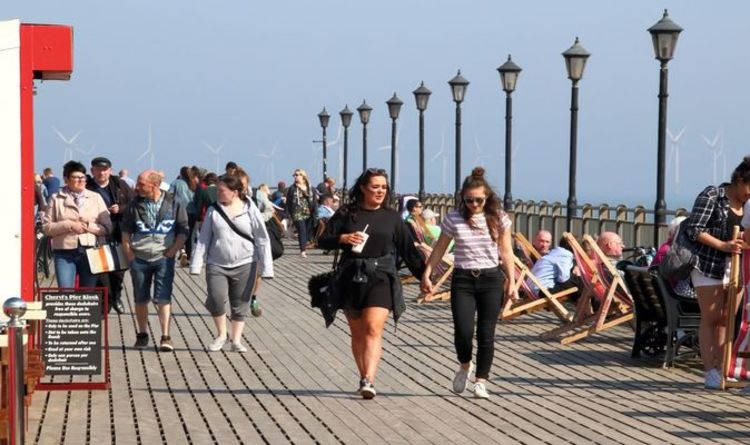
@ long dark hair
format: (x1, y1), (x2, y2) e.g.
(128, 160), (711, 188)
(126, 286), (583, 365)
(459, 166), (504, 241)
(343, 168), (392, 217)
(730, 156), (750, 185)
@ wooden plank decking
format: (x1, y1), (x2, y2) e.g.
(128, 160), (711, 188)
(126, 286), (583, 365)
(28, 243), (750, 444)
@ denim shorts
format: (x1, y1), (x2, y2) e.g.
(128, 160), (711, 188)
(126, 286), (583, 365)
(129, 256), (176, 305)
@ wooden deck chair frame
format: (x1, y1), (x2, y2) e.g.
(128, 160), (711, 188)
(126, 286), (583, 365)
(406, 220), (454, 303)
(722, 227), (749, 390)
(514, 232), (541, 264)
(500, 256), (575, 322)
(541, 233), (634, 345)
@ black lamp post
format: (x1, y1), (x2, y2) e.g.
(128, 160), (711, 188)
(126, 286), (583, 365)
(413, 81), (432, 201)
(339, 105), (354, 193)
(317, 107), (330, 181)
(357, 100), (372, 172)
(448, 70), (469, 200)
(386, 92), (403, 195)
(497, 55), (522, 212)
(649, 9), (682, 247)
(562, 37), (590, 232)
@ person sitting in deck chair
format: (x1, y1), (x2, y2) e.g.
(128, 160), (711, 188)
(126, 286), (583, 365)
(528, 236), (582, 300)
(532, 229), (552, 257)
(597, 231), (625, 269)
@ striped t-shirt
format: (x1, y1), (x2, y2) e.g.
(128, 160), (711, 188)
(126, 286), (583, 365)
(441, 210), (512, 269)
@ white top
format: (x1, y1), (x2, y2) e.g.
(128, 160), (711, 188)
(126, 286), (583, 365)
(440, 210), (511, 269)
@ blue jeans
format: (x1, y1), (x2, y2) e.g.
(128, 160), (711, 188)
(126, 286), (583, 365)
(129, 256), (176, 305)
(54, 248), (98, 288)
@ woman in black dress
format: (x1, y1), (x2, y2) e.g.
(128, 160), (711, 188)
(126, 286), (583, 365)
(317, 168), (424, 399)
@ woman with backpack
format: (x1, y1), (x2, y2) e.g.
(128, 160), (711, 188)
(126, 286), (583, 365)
(684, 156), (750, 389)
(190, 174), (273, 352)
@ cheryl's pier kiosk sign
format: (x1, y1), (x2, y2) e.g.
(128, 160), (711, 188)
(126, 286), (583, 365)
(38, 288), (111, 390)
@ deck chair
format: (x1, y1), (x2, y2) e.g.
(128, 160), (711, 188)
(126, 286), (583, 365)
(722, 227), (748, 390)
(541, 233), (634, 345)
(500, 256), (574, 322)
(407, 220), (454, 303)
(514, 232), (541, 265)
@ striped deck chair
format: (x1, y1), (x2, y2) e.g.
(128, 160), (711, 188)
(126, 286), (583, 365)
(500, 256), (574, 322)
(541, 233), (634, 345)
(407, 220), (454, 303)
(722, 227), (748, 390)
(514, 232), (542, 265)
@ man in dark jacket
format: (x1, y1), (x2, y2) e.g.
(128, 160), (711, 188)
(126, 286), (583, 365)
(87, 156), (134, 314)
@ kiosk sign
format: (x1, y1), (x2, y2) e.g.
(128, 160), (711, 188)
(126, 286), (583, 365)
(41, 289), (103, 375)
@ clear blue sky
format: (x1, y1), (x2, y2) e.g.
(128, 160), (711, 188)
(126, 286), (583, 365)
(6, 0), (750, 209)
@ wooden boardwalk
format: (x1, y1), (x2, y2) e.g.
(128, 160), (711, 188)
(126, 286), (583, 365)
(28, 243), (750, 444)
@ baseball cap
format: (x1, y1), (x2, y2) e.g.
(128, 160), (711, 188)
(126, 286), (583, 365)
(91, 157), (112, 168)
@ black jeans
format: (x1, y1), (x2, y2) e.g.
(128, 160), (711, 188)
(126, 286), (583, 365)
(450, 266), (505, 379)
(294, 218), (312, 252)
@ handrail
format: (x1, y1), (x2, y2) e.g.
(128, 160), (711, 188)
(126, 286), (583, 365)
(413, 193), (689, 248)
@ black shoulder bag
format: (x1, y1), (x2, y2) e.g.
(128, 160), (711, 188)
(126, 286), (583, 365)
(307, 250), (339, 309)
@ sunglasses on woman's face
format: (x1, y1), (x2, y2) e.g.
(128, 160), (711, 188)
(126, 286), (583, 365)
(464, 197), (486, 205)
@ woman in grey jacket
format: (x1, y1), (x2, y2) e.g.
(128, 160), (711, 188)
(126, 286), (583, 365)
(190, 174), (274, 352)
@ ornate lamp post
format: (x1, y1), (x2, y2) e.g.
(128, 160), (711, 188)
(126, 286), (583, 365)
(649, 9), (682, 247)
(357, 100), (372, 172)
(339, 105), (354, 192)
(413, 81), (432, 201)
(497, 55), (522, 212)
(448, 70), (469, 199)
(317, 107), (330, 181)
(386, 92), (403, 195)
(562, 37), (590, 232)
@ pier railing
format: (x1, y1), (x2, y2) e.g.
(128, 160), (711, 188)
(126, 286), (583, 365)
(419, 194), (689, 248)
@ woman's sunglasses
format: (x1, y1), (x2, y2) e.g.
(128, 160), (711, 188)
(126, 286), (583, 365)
(464, 197), (486, 205)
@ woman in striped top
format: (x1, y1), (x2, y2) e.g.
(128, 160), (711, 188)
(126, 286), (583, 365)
(421, 167), (516, 399)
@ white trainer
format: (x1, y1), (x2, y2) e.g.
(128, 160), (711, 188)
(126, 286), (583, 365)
(473, 382), (490, 399)
(207, 336), (227, 352)
(452, 362), (474, 394)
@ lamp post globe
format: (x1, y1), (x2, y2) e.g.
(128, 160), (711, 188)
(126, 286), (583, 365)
(562, 37), (590, 232)
(448, 71), (469, 201)
(339, 105), (354, 193)
(649, 9), (682, 247)
(318, 107), (330, 181)
(497, 55), (522, 211)
(413, 82), (432, 201)
(386, 93), (403, 196)
(357, 100), (372, 171)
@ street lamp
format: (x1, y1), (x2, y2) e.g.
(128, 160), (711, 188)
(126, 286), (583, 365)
(357, 100), (372, 172)
(448, 70), (469, 199)
(413, 81), (431, 201)
(339, 105), (354, 193)
(649, 9), (682, 247)
(386, 92), (403, 195)
(317, 107), (330, 181)
(562, 37), (590, 232)
(497, 55), (522, 212)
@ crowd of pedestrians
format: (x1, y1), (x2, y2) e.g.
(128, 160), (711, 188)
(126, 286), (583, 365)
(34, 154), (750, 401)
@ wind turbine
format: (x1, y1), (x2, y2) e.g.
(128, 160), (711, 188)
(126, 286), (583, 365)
(701, 130), (723, 184)
(204, 142), (224, 174)
(666, 127), (686, 192)
(473, 134), (491, 166)
(52, 127), (82, 162)
(256, 142), (279, 184)
(429, 129), (448, 192)
(136, 126), (155, 170)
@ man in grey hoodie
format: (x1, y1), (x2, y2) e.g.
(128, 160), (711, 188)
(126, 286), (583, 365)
(122, 170), (188, 352)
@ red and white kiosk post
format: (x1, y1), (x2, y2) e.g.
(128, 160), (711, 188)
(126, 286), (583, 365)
(0, 19), (73, 444)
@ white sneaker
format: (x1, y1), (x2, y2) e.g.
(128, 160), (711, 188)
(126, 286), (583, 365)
(704, 368), (722, 390)
(473, 382), (490, 399)
(207, 336), (227, 352)
(231, 342), (248, 353)
(452, 362), (474, 394)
